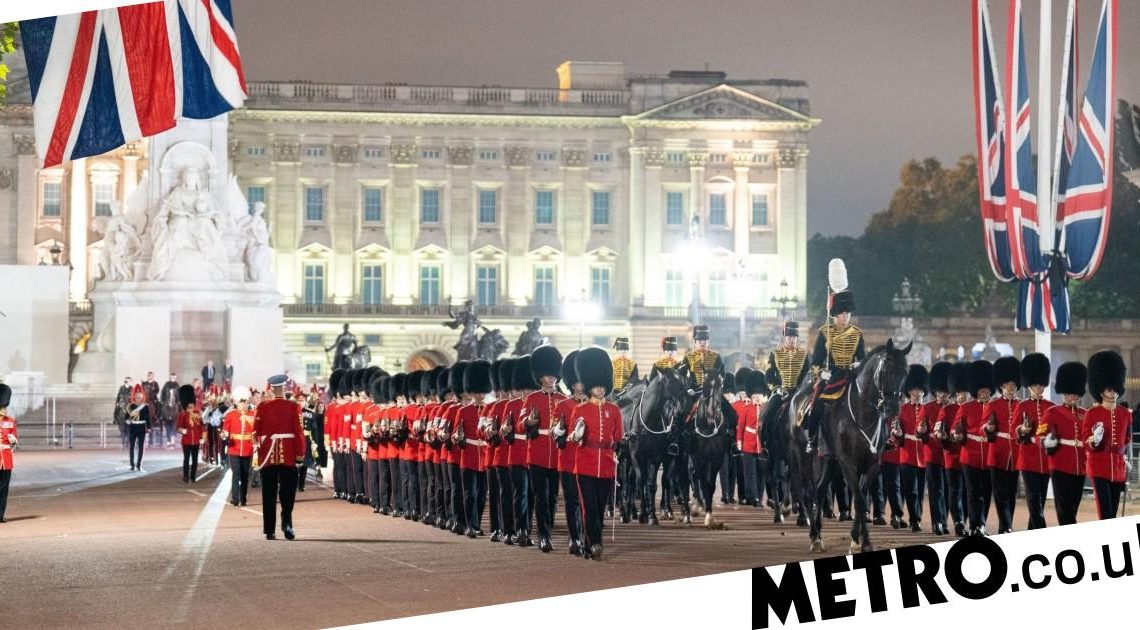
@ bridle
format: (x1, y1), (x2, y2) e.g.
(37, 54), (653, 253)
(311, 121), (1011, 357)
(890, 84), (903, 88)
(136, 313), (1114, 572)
(693, 378), (724, 439)
(635, 378), (676, 435)
(847, 351), (899, 454)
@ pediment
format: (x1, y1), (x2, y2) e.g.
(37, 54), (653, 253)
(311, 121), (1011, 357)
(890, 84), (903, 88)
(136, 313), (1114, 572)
(632, 85), (813, 123)
(414, 227), (448, 252)
(297, 226), (332, 251)
(355, 228), (391, 252)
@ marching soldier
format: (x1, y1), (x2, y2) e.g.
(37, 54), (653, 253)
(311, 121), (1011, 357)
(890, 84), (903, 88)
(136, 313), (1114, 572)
(365, 374), (387, 513)
(805, 260), (865, 454)
(649, 337), (679, 379)
(458, 361), (492, 538)
(892, 364), (928, 532)
(734, 370), (768, 507)
(506, 357), (537, 545)
(521, 345), (567, 552)
(611, 338), (639, 392)
(385, 374), (407, 516)
(401, 371), (424, 521)
(920, 362), (953, 535)
(1041, 361), (1087, 525)
(1014, 353), (1053, 530)
(444, 365), (469, 534)
(435, 367), (458, 530)
(984, 356), (1021, 534)
(253, 375), (305, 540)
(493, 360), (517, 543)
(126, 385), (152, 471)
(220, 387), (255, 503)
(326, 370), (346, 500)
(954, 359), (994, 536)
(481, 361), (506, 540)
(1083, 351), (1131, 520)
(554, 350), (586, 552)
(420, 369), (443, 526)
(569, 347), (623, 560)
(0, 383), (18, 523)
(938, 362), (970, 537)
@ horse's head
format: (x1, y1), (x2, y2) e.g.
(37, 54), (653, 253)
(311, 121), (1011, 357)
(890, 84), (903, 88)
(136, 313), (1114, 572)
(653, 368), (690, 420)
(863, 338), (912, 420)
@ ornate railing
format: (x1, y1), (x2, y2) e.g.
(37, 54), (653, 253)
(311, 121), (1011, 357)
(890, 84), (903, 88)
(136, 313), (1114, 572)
(245, 81), (630, 111)
(283, 303), (573, 319)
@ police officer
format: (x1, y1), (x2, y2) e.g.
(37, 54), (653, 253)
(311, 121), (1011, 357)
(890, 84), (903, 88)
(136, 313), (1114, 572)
(253, 375), (305, 540)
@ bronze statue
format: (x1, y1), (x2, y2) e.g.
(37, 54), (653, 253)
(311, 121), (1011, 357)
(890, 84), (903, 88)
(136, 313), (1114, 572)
(326, 323), (358, 370)
(443, 299), (482, 361)
(513, 318), (544, 356)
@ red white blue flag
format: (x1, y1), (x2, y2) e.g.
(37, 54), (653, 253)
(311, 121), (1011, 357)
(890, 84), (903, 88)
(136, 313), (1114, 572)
(20, 0), (247, 168)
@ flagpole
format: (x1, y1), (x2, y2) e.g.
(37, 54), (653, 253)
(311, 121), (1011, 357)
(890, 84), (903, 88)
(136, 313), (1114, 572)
(1035, 0), (1053, 367)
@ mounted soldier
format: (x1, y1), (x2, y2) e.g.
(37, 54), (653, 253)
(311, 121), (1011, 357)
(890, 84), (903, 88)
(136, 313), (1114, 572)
(804, 259), (865, 454)
(611, 337), (639, 392)
(649, 336), (679, 380)
(677, 324), (738, 454)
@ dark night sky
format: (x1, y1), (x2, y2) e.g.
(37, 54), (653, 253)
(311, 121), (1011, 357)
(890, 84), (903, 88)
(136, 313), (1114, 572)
(232, 0), (1139, 236)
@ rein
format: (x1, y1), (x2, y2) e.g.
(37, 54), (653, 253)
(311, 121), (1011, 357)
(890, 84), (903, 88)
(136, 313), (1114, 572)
(635, 383), (674, 435)
(692, 388), (724, 439)
(847, 352), (890, 454)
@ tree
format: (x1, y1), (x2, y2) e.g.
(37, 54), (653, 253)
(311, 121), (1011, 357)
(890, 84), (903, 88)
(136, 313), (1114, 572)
(0, 23), (18, 109)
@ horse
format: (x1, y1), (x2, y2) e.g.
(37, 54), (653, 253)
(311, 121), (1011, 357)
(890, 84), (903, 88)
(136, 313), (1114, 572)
(686, 371), (732, 527)
(348, 345), (372, 369)
(785, 339), (911, 553)
(616, 369), (689, 525)
(476, 327), (510, 361)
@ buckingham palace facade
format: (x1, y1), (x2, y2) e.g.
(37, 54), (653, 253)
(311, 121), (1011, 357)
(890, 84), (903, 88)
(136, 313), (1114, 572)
(1, 60), (816, 380)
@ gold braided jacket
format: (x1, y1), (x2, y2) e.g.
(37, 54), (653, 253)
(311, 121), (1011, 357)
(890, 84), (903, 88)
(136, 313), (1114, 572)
(822, 324), (863, 370)
(772, 347), (808, 389)
(612, 357), (637, 390)
(653, 357), (678, 370)
(684, 350), (720, 387)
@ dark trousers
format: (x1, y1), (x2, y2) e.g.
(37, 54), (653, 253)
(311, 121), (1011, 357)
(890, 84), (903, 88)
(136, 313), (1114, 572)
(741, 453), (762, 503)
(991, 468), (1019, 532)
(1051, 471), (1084, 525)
(423, 460), (436, 517)
(962, 465), (992, 531)
(900, 464), (924, 525)
(0, 469), (11, 520)
(461, 468), (482, 531)
(511, 465), (531, 535)
(476, 468), (488, 529)
(718, 453), (735, 501)
(260, 465), (298, 535)
(577, 475), (613, 551)
(440, 460), (453, 521)
(205, 426), (219, 463)
(128, 427), (146, 468)
(447, 463), (464, 525)
(418, 459), (429, 516)
(401, 460), (420, 515)
(866, 467), (884, 518)
(1092, 476), (1125, 520)
(434, 462), (446, 520)
(766, 457), (787, 507)
(365, 459), (381, 508)
(296, 463), (307, 490)
(181, 445), (200, 481)
(488, 468), (501, 533)
(1022, 470), (1049, 529)
(946, 467), (965, 526)
(925, 464), (947, 529)
(560, 471), (582, 547)
(351, 452), (366, 500)
(388, 458), (402, 510)
(497, 467), (515, 534)
(530, 466), (559, 541)
(378, 457), (392, 509)
(333, 452), (346, 496)
(344, 451), (357, 497)
(880, 461), (903, 519)
(229, 456), (251, 504)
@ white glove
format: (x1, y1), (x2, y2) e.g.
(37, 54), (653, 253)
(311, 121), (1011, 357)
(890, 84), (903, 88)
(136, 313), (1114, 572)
(820, 370), (832, 382)
(1126, 459), (1134, 473)
(1042, 433), (1059, 449)
(850, 362), (861, 370)
(477, 418), (490, 433)
(552, 422), (567, 438)
(7, 434), (16, 444)
(570, 419), (586, 443)
(1092, 423), (1105, 447)
(736, 440), (743, 451)
(179, 428), (188, 435)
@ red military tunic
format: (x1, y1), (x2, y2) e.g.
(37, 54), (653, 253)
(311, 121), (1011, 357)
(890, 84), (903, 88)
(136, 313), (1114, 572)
(364, 403), (384, 461)
(481, 400), (503, 470)
(956, 400), (988, 468)
(253, 398), (305, 468)
(384, 405), (402, 460)
(504, 398), (529, 467)
(733, 399), (761, 455)
(0, 413), (18, 470)
(177, 409), (205, 446)
(222, 408), (254, 457)
(897, 401), (925, 467)
(521, 389), (567, 470)
(1082, 405), (1131, 483)
(1042, 403), (1086, 476)
(422, 402), (440, 466)
(937, 402), (961, 470)
(554, 397), (581, 473)
(436, 401), (456, 464)
(492, 400), (513, 469)
(919, 400), (945, 467)
(350, 400), (365, 455)
(457, 402), (485, 472)
(325, 401), (340, 452)
(881, 416), (901, 465)
(339, 400), (353, 452)
(1014, 397), (1054, 475)
(401, 404), (421, 462)
(441, 402), (461, 464)
(572, 398), (623, 479)
(983, 396), (1019, 470)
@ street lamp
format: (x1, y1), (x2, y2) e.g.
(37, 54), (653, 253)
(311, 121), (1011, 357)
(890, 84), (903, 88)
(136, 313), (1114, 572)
(770, 277), (799, 322)
(563, 290), (601, 348)
(891, 277), (922, 331)
(683, 214), (708, 325)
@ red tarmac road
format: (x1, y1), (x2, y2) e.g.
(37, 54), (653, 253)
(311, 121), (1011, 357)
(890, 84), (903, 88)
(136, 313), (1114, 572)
(0, 449), (1110, 629)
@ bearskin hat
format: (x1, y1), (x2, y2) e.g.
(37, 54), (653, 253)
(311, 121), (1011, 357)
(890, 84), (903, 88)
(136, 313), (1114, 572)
(613, 337), (630, 351)
(448, 362), (468, 396)
(436, 367), (452, 396)
(562, 350), (581, 389)
(328, 369), (346, 398)
(339, 369), (357, 397)
(829, 290), (855, 316)
(746, 370), (769, 397)
(575, 347), (614, 395)
(464, 360), (493, 395)
(968, 360), (995, 398)
(0, 383), (9, 410)
(178, 384), (196, 408)
(993, 356), (1022, 389)
(513, 355), (538, 391)
(661, 336), (678, 352)
(948, 362), (970, 395)
(489, 360), (503, 392)
(734, 368), (752, 392)
(723, 371), (736, 395)
(783, 321), (800, 338)
(497, 359), (515, 393)
(692, 325), (710, 341)
(370, 374), (388, 404)
(929, 362), (952, 394)
(423, 368), (441, 398)
(1020, 353), (1051, 388)
(385, 375), (399, 403)
(352, 368), (371, 395)
(391, 373), (408, 400)
(531, 345), (563, 381)
(1087, 350), (1126, 403)
(405, 370), (423, 400)
(1054, 362), (1087, 397)
(902, 364), (929, 396)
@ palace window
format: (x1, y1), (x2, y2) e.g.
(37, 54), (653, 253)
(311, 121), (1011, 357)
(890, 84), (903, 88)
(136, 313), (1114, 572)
(361, 264), (383, 305)
(362, 146), (384, 159)
(476, 266), (498, 306)
(93, 182), (114, 217)
(590, 267), (611, 307)
(305, 363), (322, 381)
(42, 182), (61, 217)
(303, 334), (323, 346)
(420, 188), (441, 224)
(247, 185), (265, 215)
(709, 153), (727, 163)
(362, 187), (383, 223)
(665, 270), (685, 307)
(592, 152), (612, 163)
(478, 150), (499, 161)
(364, 334), (382, 345)
(535, 190), (554, 225)
(302, 264), (325, 305)
(591, 191), (610, 226)
(419, 265), (441, 305)
(708, 193), (727, 226)
(707, 270), (727, 306)
(478, 189), (497, 224)
(421, 149), (442, 160)
(751, 193), (769, 226)
(665, 191), (684, 226)
(533, 266), (555, 307)
(536, 150), (556, 162)
(666, 152), (685, 164)
(303, 145), (327, 158)
(304, 186), (325, 222)
(246, 146), (266, 157)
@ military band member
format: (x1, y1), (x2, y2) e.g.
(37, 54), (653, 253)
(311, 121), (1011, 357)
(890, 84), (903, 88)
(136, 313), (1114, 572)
(1014, 353), (1053, 530)
(734, 370), (768, 507)
(939, 362), (970, 537)
(891, 364), (928, 531)
(611, 338), (639, 392)
(570, 347), (623, 560)
(126, 385), (152, 471)
(1082, 351), (1131, 520)
(221, 387), (255, 503)
(493, 360), (517, 543)
(1, 383), (19, 523)
(955, 359), (994, 536)
(1041, 361), (1088, 525)
(507, 357), (537, 545)
(253, 375), (305, 540)
(554, 350), (586, 553)
(649, 337), (679, 380)
(984, 356), (1021, 534)
(920, 362), (953, 535)
(522, 345), (567, 552)
(365, 374), (388, 513)
(805, 262), (865, 454)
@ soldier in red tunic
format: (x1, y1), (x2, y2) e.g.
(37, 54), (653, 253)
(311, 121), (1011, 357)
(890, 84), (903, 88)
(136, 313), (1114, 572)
(364, 373), (387, 513)
(937, 362), (969, 537)
(400, 371), (424, 521)
(253, 375), (305, 540)
(1013, 353), (1054, 530)
(1041, 361), (1087, 525)
(434, 368), (457, 531)
(734, 370), (768, 507)
(176, 384), (204, 483)
(419, 368), (443, 526)
(554, 351), (586, 554)
(492, 360), (517, 543)
(1083, 351), (1132, 520)
(570, 347), (623, 560)
(220, 386), (255, 503)
(920, 362), (952, 535)
(480, 360), (506, 541)
(0, 384), (19, 523)
(443, 364), (469, 534)
(326, 370), (346, 500)
(507, 356), (537, 546)
(457, 361), (491, 537)
(954, 359), (994, 536)
(892, 364), (928, 532)
(521, 345), (567, 553)
(984, 356), (1021, 534)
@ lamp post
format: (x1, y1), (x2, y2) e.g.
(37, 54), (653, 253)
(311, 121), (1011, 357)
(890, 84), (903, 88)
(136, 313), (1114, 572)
(564, 290), (600, 348)
(686, 214), (705, 326)
(770, 277), (799, 322)
(731, 257), (748, 352)
(890, 277), (922, 334)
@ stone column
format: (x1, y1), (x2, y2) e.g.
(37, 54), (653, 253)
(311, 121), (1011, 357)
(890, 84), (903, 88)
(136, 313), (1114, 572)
(628, 146), (645, 306)
(13, 134), (39, 266)
(122, 143), (140, 200)
(775, 143), (799, 300)
(733, 162), (750, 255)
(68, 157), (88, 301)
(642, 148), (665, 307)
(271, 141), (300, 300)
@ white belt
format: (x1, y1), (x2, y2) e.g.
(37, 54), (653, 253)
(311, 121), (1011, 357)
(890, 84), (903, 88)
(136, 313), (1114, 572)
(904, 434), (919, 441)
(464, 438), (487, 447)
(967, 435), (986, 443)
(126, 421), (147, 425)
(0, 444), (11, 450)
(996, 432), (1012, 439)
(513, 434), (527, 441)
(1060, 439), (1081, 447)
(745, 427), (757, 434)
(537, 429), (551, 436)
(255, 434), (296, 470)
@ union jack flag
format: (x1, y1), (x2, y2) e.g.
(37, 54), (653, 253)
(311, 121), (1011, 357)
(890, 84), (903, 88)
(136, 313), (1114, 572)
(20, 0), (247, 168)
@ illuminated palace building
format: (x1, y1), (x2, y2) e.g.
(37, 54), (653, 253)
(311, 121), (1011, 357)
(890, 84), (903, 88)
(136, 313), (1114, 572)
(0, 61), (816, 379)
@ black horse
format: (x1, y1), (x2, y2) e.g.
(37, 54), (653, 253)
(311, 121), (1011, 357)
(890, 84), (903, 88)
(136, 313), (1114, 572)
(785, 339), (911, 553)
(686, 371), (731, 527)
(616, 369), (689, 525)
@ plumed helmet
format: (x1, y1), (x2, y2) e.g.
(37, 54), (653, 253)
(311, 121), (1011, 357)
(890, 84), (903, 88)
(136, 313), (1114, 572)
(489, 360), (503, 392)
(993, 356), (1022, 389)
(828, 258), (849, 293)
(497, 359), (515, 393)
(613, 337), (630, 351)
(829, 290), (855, 316)
(562, 350), (581, 388)
(231, 386), (251, 402)
(902, 364), (930, 396)
(448, 362), (468, 396)
(661, 336), (678, 351)
(1087, 350), (1126, 403)
(328, 369), (345, 397)
(746, 370), (769, 397)
(949, 362), (971, 395)
(436, 367), (452, 396)
(929, 362), (953, 394)
(1054, 362), (1087, 397)
(734, 367), (752, 391)
(531, 345), (563, 381)
(513, 355), (538, 391)
(1020, 353), (1051, 388)
(692, 324), (710, 341)
(575, 347), (614, 395)
(968, 360), (995, 398)
(370, 374), (388, 404)
(391, 373), (408, 400)
(723, 371), (736, 395)
(464, 360), (493, 395)
(178, 384), (197, 408)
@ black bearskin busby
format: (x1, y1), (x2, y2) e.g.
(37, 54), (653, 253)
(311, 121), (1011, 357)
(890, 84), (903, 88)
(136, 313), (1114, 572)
(949, 362), (970, 395)
(391, 373), (408, 400)
(901, 364), (929, 396)
(405, 370), (423, 400)
(613, 337), (630, 351)
(575, 347), (614, 395)
(352, 368), (371, 395)
(1020, 353), (1051, 388)
(423, 368), (441, 398)
(513, 355), (538, 391)
(661, 336), (677, 352)
(993, 356), (1022, 389)
(734, 367), (752, 392)
(723, 371), (736, 395)
(692, 324), (710, 341)
(489, 360), (502, 393)
(1087, 350), (1126, 403)
(829, 291), (855, 316)
(562, 350), (581, 389)
(0, 383), (10, 409)
(178, 384), (196, 409)
(436, 367), (452, 397)
(337, 369), (354, 397)
(497, 359), (514, 393)
(383, 375), (398, 403)
(1054, 362), (1087, 397)
(745, 370), (769, 397)
(464, 360), (493, 395)
(448, 362), (468, 396)
(531, 345), (563, 382)
(968, 360), (995, 398)
(328, 369), (346, 398)
(370, 374), (388, 404)
(929, 362), (952, 394)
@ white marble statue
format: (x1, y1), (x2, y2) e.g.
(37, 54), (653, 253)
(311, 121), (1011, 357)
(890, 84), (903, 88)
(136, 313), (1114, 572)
(148, 168), (228, 281)
(101, 204), (143, 281)
(240, 201), (272, 283)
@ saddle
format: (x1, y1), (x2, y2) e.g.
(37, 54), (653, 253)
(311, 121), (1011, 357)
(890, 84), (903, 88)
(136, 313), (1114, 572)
(817, 376), (852, 402)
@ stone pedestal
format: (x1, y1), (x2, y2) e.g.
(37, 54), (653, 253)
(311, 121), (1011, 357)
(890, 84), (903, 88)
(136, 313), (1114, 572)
(0, 265), (70, 385)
